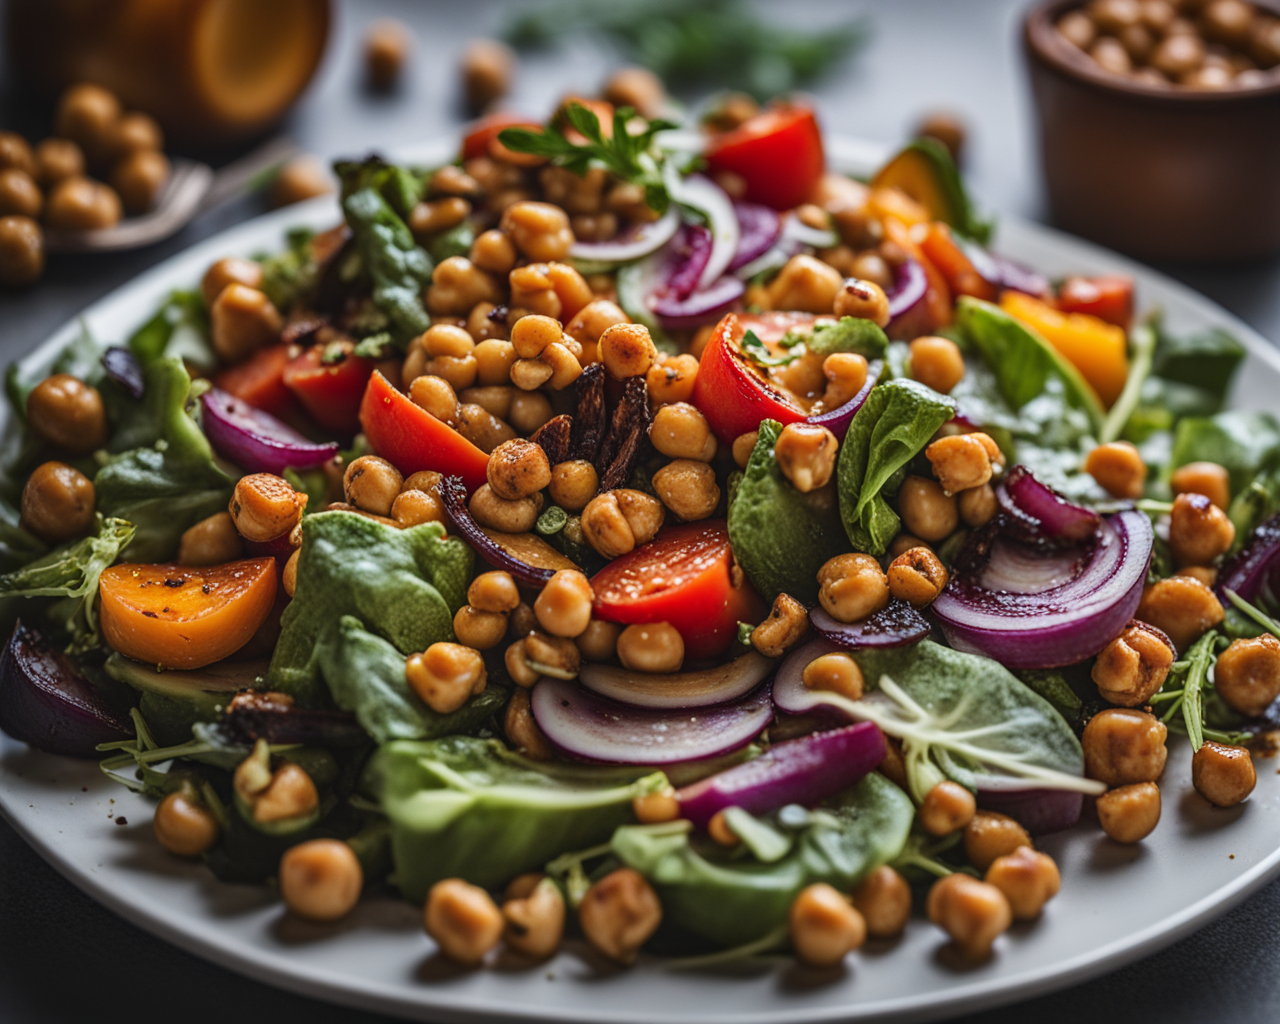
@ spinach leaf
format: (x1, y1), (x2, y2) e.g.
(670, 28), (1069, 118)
(1014, 669), (1083, 727)
(266, 512), (472, 705)
(1121, 376), (1224, 445)
(368, 735), (666, 900)
(611, 772), (912, 948)
(1151, 323), (1244, 402)
(318, 615), (505, 743)
(6, 322), (102, 417)
(259, 227), (319, 312)
(1170, 410), (1280, 499)
(425, 221), (475, 263)
(836, 379), (955, 555)
(1229, 461), (1280, 550)
(127, 290), (211, 368)
(728, 418), (847, 603)
(342, 187), (432, 347)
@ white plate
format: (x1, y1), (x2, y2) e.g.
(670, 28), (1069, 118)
(3, 139), (1280, 1024)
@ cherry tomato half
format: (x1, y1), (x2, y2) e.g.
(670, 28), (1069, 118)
(591, 520), (764, 661)
(282, 342), (376, 435)
(1056, 275), (1134, 331)
(212, 344), (298, 420)
(705, 105), (825, 211)
(460, 112), (541, 162)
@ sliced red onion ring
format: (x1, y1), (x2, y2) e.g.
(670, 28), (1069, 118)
(652, 275), (746, 330)
(991, 254), (1052, 298)
(931, 509), (1153, 670)
(807, 359), (883, 441)
(102, 347), (143, 399)
(1217, 512), (1280, 609)
(809, 601), (932, 650)
(975, 780), (1083, 836)
(675, 721), (885, 828)
(530, 678), (773, 765)
(439, 475), (556, 586)
(997, 465), (1103, 546)
(201, 387), (338, 475)
(568, 205), (680, 265)
(664, 169), (740, 291)
(578, 650), (774, 710)
(780, 214), (838, 251)
(772, 638), (844, 717)
(733, 243), (795, 281)
(666, 223), (713, 300)
(728, 202), (782, 272)
(886, 258), (929, 337)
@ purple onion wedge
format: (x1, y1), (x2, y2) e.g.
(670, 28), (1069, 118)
(578, 650), (775, 710)
(440, 475), (556, 586)
(809, 601), (932, 650)
(530, 678), (773, 765)
(997, 465), (1102, 546)
(651, 275), (746, 329)
(675, 721), (885, 828)
(568, 206), (680, 264)
(806, 358), (882, 441)
(0, 622), (134, 757)
(201, 387), (338, 475)
(102, 347), (144, 398)
(886, 258), (928, 328)
(1217, 512), (1280, 609)
(666, 223), (714, 300)
(728, 202), (782, 271)
(976, 782), (1083, 836)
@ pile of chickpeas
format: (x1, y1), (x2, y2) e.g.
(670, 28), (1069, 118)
(1057, 0), (1280, 88)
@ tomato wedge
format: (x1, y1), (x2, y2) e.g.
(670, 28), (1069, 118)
(693, 312), (819, 445)
(591, 520), (764, 661)
(212, 344), (298, 419)
(461, 112), (541, 161)
(1056, 275), (1134, 331)
(705, 105), (825, 211)
(283, 342), (376, 435)
(359, 370), (490, 491)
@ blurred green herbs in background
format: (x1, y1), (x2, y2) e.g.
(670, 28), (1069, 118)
(505, 0), (870, 100)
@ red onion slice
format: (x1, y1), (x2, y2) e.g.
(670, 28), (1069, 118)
(806, 358), (882, 441)
(997, 465), (1102, 545)
(666, 223), (714, 300)
(728, 202), (782, 272)
(578, 650), (775, 710)
(675, 721), (885, 828)
(652, 275), (746, 330)
(664, 170), (740, 291)
(975, 781), (1083, 836)
(201, 387), (338, 475)
(772, 638), (844, 717)
(102, 347), (144, 398)
(1218, 512), (1280, 609)
(439, 475), (556, 586)
(809, 601), (932, 650)
(886, 258), (928, 325)
(530, 678), (773, 765)
(568, 205), (680, 265)
(931, 509), (1153, 669)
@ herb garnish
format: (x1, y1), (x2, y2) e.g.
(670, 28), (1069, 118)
(740, 329), (802, 368)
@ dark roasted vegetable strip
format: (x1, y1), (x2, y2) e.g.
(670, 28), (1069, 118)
(220, 691), (368, 748)
(531, 414), (573, 466)
(570, 363), (606, 462)
(597, 376), (651, 491)
(440, 476), (557, 585)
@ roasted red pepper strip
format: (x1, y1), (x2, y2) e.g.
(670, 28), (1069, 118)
(705, 105), (825, 211)
(919, 222), (998, 302)
(212, 344), (298, 419)
(1056, 275), (1135, 331)
(282, 343), (376, 435)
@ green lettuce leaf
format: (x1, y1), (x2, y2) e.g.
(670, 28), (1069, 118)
(342, 185), (432, 346)
(1171, 410), (1280, 500)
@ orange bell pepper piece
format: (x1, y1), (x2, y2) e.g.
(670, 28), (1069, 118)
(999, 291), (1128, 407)
(882, 217), (953, 334)
(919, 223), (997, 301)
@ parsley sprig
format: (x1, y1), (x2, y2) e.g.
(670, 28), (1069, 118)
(498, 104), (678, 214)
(741, 329), (802, 368)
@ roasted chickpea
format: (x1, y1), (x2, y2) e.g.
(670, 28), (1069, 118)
(789, 883), (866, 967)
(344, 455), (403, 516)
(502, 875), (565, 960)
(456, 403), (517, 453)
(473, 339), (518, 386)
(617, 621), (684, 673)
(774, 423), (838, 493)
(852, 866), (912, 939)
(0, 132), (34, 176)
(958, 483), (998, 528)
(707, 808), (740, 847)
(406, 642), (487, 714)
(469, 483), (540, 534)
(461, 37), (514, 112)
(1152, 28), (1206, 77)
(581, 489), (664, 558)
(253, 762), (319, 823)
(201, 255), (263, 308)
(229, 473), (306, 542)
(55, 84), (121, 161)
(577, 869), (662, 965)
(820, 352), (869, 411)
(453, 605), (508, 650)
(1096, 782), (1161, 843)
(898, 475), (959, 542)
(802, 651), (865, 701)
(910, 337), (966, 394)
(177, 511), (243, 566)
(887, 546), (949, 608)
(732, 431), (760, 469)
(649, 403), (716, 462)
(282, 547), (300, 598)
(508, 391), (553, 434)
(501, 202), (574, 262)
(643, 354), (698, 407)
(270, 155), (333, 208)
(409, 196), (471, 238)
(926, 874), (1012, 960)
(1092, 621), (1176, 706)
(425, 878), (504, 965)
(153, 789), (221, 858)
(428, 256), (502, 316)
(818, 553), (890, 624)
(109, 111), (163, 159)
(985, 847), (1060, 920)
(964, 811), (1033, 872)
(1168, 491), (1235, 567)
(1085, 441), (1147, 500)
(487, 438), (552, 501)
(111, 149), (169, 214)
(652, 459), (720, 521)
(888, 532), (933, 559)
(409, 374), (459, 423)
(1192, 740), (1256, 807)
(768, 254), (843, 314)
(33, 138), (84, 189)
(0, 169), (41, 219)
(1083, 708), (1168, 785)
(279, 839), (363, 922)
(210, 284), (282, 363)
(1171, 460), (1231, 510)
(44, 176), (121, 230)
(832, 276), (891, 325)
(0, 215), (43, 287)
(919, 781), (977, 837)
(549, 460), (599, 512)
(470, 572), (520, 614)
(926, 432), (1002, 494)
(505, 686), (554, 758)
(26, 373), (107, 453)
(599, 322), (657, 380)
(534, 569), (594, 638)
(1135, 575), (1225, 651)
(1214, 634), (1280, 717)
(576, 618), (622, 662)
(19, 461), (95, 543)
(632, 786), (681, 824)
(751, 593), (808, 658)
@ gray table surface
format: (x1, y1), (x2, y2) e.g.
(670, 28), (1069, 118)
(2, 1), (1279, 1021)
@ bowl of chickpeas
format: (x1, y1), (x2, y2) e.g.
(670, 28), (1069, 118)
(1023, 0), (1280, 262)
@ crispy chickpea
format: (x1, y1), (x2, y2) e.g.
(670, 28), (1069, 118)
(1096, 782), (1161, 843)
(519, 633), (577, 680)
(958, 483), (998, 527)
(1135, 575), (1225, 651)
(270, 155), (333, 208)
(279, 839), (363, 922)
(254, 763), (319, 823)
(832, 276), (891, 325)
(1152, 28), (1206, 77)
(926, 433), (1001, 494)
(535, 569), (594, 638)
(577, 618), (622, 662)
(507, 391), (551, 435)
(210, 284), (282, 363)
(1085, 441), (1147, 500)
(0, 215), (43, 287)
(409, 197), (470, 238)
(407, 642), (487, 714)
(20, 461), (95, 543)
(777, 351), (825, 399)
(1171, 460), (1231, 510)
(0, 169), (41, 219)
(732, 431), (760, 469)
(1177, 564), (1217, 587)
(453, 605), (508, 650)
(1192, 741), (1256, 807)
(1168, 491), (1235, 567)
(282, 547), (300, 598)
(469, 571), (520, 613)
(26, 373), (107, 453)
(456, 403), (517, 453)
(418, 323), (478, 390)
(633, 786), (681, 824)
(578, 868), (663, 965)
(964, 811), (1033, 872)
(887, 546), (949, 608)
(751, 593), (808, 657)
(1092, 621), (1176, 706)
(985, 847), (1060, 921)
(461, 37), (514, 112)
(33, 138), (84, 190)
(789, 883), (866, 968)
(852, 866), (912, 939)
(767, 254), (843, 314)
(44, 176), (121, 230)
(55, 84), (121, 161)
(549, 460), (599, 511)
(774, 423), (838, 494)
(565, 299), (628, 360)
(617, 621), (684, 673)
(898, 476), (959, 542)
(109, 111), (163, 159)
(487, 439), (552, 501)
(888, 532), (932, 559)
(926, 874), (1012, 960)
(469, 484), (539, 534)
(599, 322), (657, 380)
(649, 403), (716, 462)
(466, 231), (516, 279)
(177, 511), (243, 566)
(473, 339), (518, 386)
(645, 354), (699, 406)
(818, 553), (891, 624)
(802, 652), (865, 701)
(1082, 708), (1168, 785)
(652, 459), (720, 521)
(425, 878), (503, 966)
(545, 262), (593, 321)
(501, 202), (574, 263)
(1090, 35), (1134, 74)
(920, 781), (977, 837)
(229, 473), (306, 542)
(153, 789), (220, 858)
(344, 455), (403, 516)
(820, 353), (869, 410)
(907, 336), (965, 394)
(502, 875), (565, 960)
(1214, 634), (1280, 717)
(111, 149), (169, 214)
(505, 686), (554, 758)
(201, 256), (263, 309)
(0, 132), (34, 176)
(409, 374), (459, 423)
(504, 638), (542, 688)
(428, 256), (502, 316)
(581, 489), (664, 558)
(510, 314), (562, 360)
(364, 18), (410, 90)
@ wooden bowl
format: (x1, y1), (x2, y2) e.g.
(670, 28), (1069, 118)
(1023, 0), (1280, 263)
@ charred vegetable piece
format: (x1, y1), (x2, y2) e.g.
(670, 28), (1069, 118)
(530, 414), (572, 466)
(220, 691), (368, 748)
(570, 363), (607, 462)
(440, 476), (557, 586)
(596, 376), (651, 491)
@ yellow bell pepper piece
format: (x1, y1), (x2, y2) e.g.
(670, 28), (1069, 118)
(999, 291), (1128, 407)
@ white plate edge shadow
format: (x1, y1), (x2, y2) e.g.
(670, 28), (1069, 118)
(2, 135), (1280, 1024)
